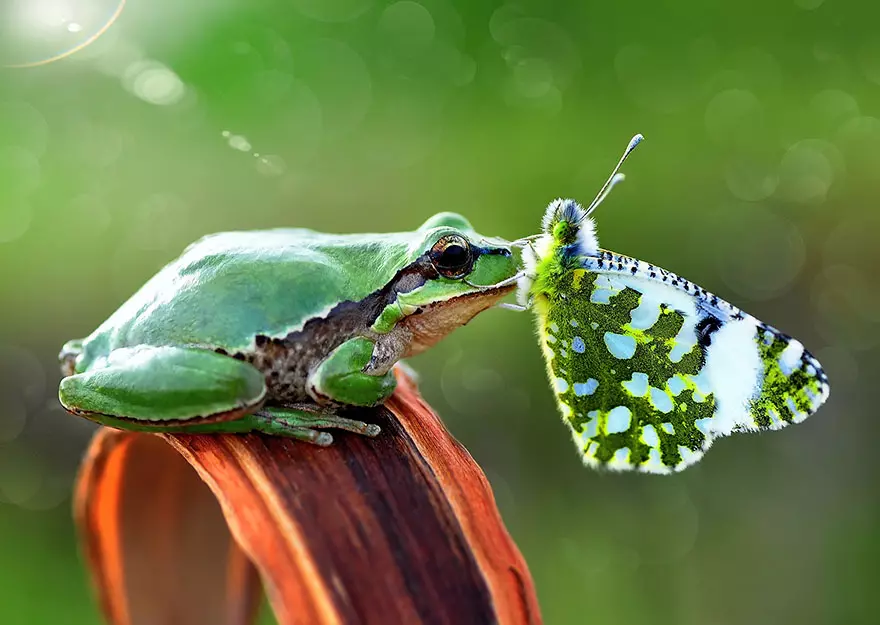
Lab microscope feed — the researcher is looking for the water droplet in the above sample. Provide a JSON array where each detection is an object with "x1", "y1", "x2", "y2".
[{"x1": 123, "y1": 61, "x2": 186, "y2": 106}]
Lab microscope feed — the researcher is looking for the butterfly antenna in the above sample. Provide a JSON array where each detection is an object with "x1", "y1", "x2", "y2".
[{"x1": 582, "y1": 133, "x2": 644, "y2": 219}]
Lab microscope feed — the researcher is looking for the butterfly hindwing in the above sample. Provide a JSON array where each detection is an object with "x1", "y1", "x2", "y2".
[{"x1": 533, "y1": 249, "x2": 829, "y2": 474}]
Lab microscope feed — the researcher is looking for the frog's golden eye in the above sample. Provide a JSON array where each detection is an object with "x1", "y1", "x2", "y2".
[{"x1": 429, "y1": 234, "x2": 473, "y2": 279}]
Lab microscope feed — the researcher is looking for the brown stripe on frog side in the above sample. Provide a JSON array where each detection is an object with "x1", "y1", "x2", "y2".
[
  {"x1": 246, "y1": 247, "x2": 514, "y2": 405},
  {"x1": 243, "y1": 254, "x2": 438, "y2": 404}
]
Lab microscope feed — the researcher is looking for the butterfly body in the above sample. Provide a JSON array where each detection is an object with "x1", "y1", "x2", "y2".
[{"x1": 522, "y1": 197, "x2": 829, "y2": 474}]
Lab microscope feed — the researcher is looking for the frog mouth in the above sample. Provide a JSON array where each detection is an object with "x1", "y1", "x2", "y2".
[
  {"x1": 460, "y1": 270, "x2": 525, "y2": 291},
  {"x1": 401, "y1": 282, "x2": 518, "y2": 357}
]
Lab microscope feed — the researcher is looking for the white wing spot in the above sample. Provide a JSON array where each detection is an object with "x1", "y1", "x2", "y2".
[
  {"x1": 695, "y1": 417, "x2": 712, "y2": 436},
  {"x1": 610, "y1": 447, "x2": 631, "y2": 466},
  {"x1": 571, "y1": 336, "x2": 586, "y2": 353},
  {"x1": 555, "y1": 378, "x2": 569, "y2": 393},
  {"x1": 667, "y1": 375, "x2": 686, "y2": 396},
  {"x1": 677, "y1": 445, "x2": 704, "y2": 469},
  {"x1": 661, "y1": 422, "x2": 675, "y2": 434},
  {"x1": 669, "y1": 332, "x2": 697, "y2": 363},
  {"x1": 702, "y1": 317, "x2": 762, "y2": 435},
  {"x1": 641, "y1": 448, "x2": 670, "y2": 474},
  {"x1": 629, "y1": 296, "x2": 662, "y2": 330},
  {"x1": 779, "y1": 340, "x2": 804, "y2": 376},
  {"x1": 649, "y1": 387, "x2": 674, "y2": 414},
  {"x1": 768, "y1": 407, "x2": 785, "y2": 430},
  {"x1": 590, "y1": 273, "x2": 625, "y2": 304},
  {"x1": 641, "y1": 424, "x2": 660, "y2": 447},
  {"x1": 603, "y1": 332, "x2": 637, "y2": 359},
  {"x1": 606, "y1": 406, "x2": 632, "y2": 433},
  {"x1": 622, "y1": 372, "x2": 649, "y2": 397},
  {"x1": 581, "y1": 412, "x2": 599, "y2": 440},
  {"x1": 573, "y1": 378, "x2": 599, "y2": 396}
]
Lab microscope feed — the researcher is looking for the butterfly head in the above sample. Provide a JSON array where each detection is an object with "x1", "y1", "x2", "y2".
[
  {"x1": 516, "y1": 134, "x2": 643, "y2": 305},
  {"x1": 540, "y1": 197, "x2": 599, "y2": 255}
]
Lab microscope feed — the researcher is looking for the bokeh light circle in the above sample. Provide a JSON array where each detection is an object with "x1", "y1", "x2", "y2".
[
  {"x1": 776, "y1": 139, "x2": 842, "y2": 204},
  {"x1": 0, "y1": 0, "x2": 126, "y2": 68},
  {"x1": 380, "y1": 2, "x2": 436, "y2": 52}
]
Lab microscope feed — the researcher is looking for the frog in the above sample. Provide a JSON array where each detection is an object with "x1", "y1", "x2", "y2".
[{"x1": 58, "y1": 212, "x2": 521, "y2": 445}]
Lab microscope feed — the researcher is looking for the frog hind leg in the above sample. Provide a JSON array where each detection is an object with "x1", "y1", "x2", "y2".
[
  {"x1": 59, "y1": 345, "x2": 268, "y2": 430},
  {"x1": 250, "y1": 404, "x2": 382, "y2": 446}
]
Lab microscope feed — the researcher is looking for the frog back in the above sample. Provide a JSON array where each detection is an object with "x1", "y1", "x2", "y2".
[{"x1": 77, "y1": 229, "x2": 417, "y2": 370}]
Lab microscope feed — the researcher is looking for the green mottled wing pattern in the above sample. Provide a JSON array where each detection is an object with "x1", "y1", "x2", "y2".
[{"x1": 532, "y1": 250, "x2": 829, "y2": 473}]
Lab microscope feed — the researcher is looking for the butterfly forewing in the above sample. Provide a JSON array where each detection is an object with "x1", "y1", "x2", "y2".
[{"x1": 535, "y1": 249, "x2": 829, "y2": 473}]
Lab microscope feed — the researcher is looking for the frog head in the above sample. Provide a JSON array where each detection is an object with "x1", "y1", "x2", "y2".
[{"x1": 375, "y1": 211, "x2": 521, "y2": 355}]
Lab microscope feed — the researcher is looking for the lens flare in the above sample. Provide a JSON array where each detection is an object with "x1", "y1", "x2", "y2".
[{"x1": 1, "y1": 0, "x2": 126, "y2": 69}]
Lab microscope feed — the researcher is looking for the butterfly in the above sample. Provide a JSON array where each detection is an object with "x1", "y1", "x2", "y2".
[{"x1": 516, "y1": 135, "x2": 830, "y2": 473}]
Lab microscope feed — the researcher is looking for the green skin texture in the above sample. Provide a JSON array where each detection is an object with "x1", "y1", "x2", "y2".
[{"x1": 59, "y1": 212, "x2": 518, "y2": 445}]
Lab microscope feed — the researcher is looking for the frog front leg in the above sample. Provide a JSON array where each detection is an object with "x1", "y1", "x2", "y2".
[
  {"x1": 308, "y1": 337, "x2": 398, "y2": 407},
  {"x1": 245, "y1": 337, "x2": 397, "y2": 444}
]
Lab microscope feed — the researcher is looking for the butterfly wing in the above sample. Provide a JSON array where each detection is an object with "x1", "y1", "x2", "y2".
[{"x1": 533, "y1": 249, "x2": 829, "y2": 473}]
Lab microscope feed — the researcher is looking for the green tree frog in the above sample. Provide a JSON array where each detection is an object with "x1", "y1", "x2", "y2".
[{"x1": 59, "y1": 213, "x2": 520, "y2": 445}]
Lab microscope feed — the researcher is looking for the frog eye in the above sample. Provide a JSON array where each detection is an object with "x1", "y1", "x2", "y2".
[{"x1": 429, "y1": 234, "x2": 474, "y2": 279}]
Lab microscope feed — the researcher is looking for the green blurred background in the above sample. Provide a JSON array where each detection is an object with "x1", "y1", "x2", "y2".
[{"x1": 1, "y1": 0, "x2": 878, "y2": 623}]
